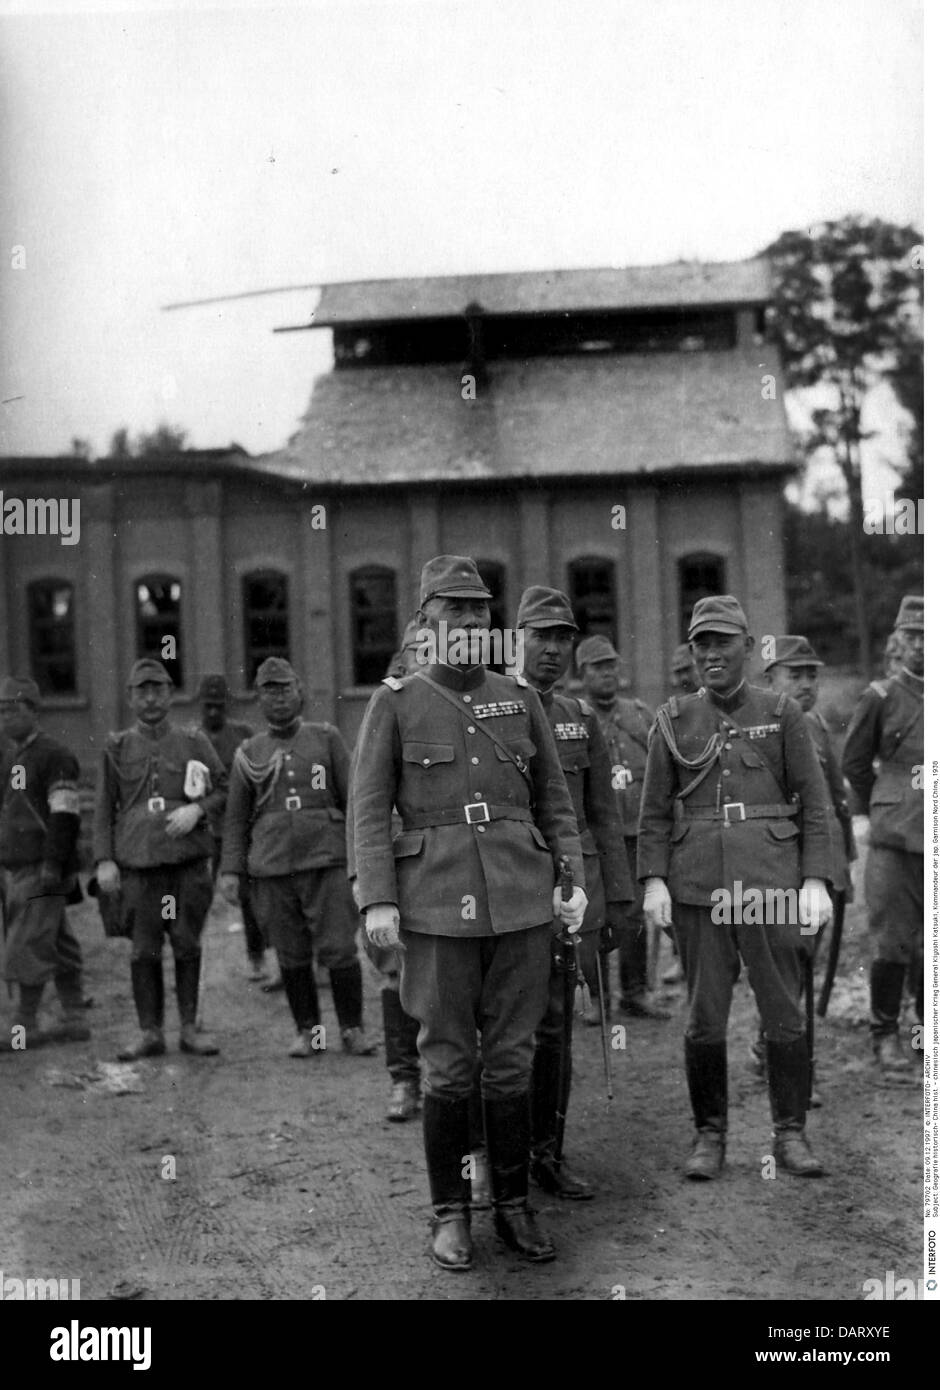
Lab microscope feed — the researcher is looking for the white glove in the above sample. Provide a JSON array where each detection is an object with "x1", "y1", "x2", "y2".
[
  {"x1": 552, "y1": 884, "x2": 587, "y2": 934},
  {"x1": 365, "y1": 903, "x2": 403, "y2": 951},
  {"x1": 643, "y1": 877, "x2": 672, "y2": 930},
  {"x1": 96, "y1": 859, "x2": 121, "y2": 894},
  {"x1": 798, "y1": 878, "x2": 832, "y2": 936}
]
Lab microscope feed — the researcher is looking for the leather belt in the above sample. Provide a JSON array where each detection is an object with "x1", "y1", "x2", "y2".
[
  {"x1": 401, "y1": 804, "x2": 534, "y2": 830},
  {"x1": 677, "y1": 802, "x2": 800, "y2": 823}
]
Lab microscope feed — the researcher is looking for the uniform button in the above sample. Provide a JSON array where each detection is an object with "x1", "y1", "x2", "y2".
[
  {"x1": 722, "y1": 769, "x2": 731, "y2": 777},
  {"x1": 471, "y1": 756, "x2": 480, "y2": 765},
  {"x1": 468, "y1": 726, "x2": 476, "y2": 734},
  {"x1": 423, "y1": 759, "x2": 430, "y2": 766},
  {"x1": 463, "y1": 695, "x2": 472, "y2": 703},
  {"x1": 474, "y1": 792, "x2": 482, "y2": 800},
  {"x1": 476, "y1": 825, "x2": 485, "y2": 833}
]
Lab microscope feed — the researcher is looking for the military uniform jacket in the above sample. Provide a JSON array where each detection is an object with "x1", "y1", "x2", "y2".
[
  {"x1": 202, "y1": 719, "x2": 254, "y2": 839},
  {"x1": 0, "y1": 730, "x2": 81, "y2": 872},
  {"x1": 590, "y1": 695, "x2": 654, "y2": 838},
  {"x1": 220, "y1": 721, "x2": 350, "y2": 878},
  {"x1": 806, "y1": 707, "x2": 855, "y2": 895},
  {"x1": 842, "y1": 670, "x2": 923, "y2": 854},
  {"x1": 93, "y1": 721, "x2": 226, "y2": 870},
  {"x1": 637, "y1": 683, "x2": 832, "y2": 906},
  {"x1": 542, "y1": 688, "x2": 634, "y2": 926},
  {"x1": 352, "y1": 664, "x2": 585, "y2": 937}
]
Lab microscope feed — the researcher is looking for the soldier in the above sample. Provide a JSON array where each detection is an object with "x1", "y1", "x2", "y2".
[
  {"x1": 670, "y1": 643, "x2": 700, "y2": 697},
  {"x1": 577, "y1": 634, "x2": 671, "y2": 1021},
  {"x1": 510, "y1": 590, "x2": 634, "y2": 1200},
  {"x1": 196, "y1": 674, "x2": 268, "y2": 982},
  {"x1": 842, "y1": 596, "x2": 924, "y2": 1074},
  {"x1": 755, "y1": 636, "x2": 856, "y2": 1089},
  {"x1": 638, "y1": 595, "x2": 833, "y2": 1180},
  {"x1": 352, "y1": 556, "x2": 586, "y2": 1270},
  {"x1": 0, "y1": 676, "x2": 88, "y2": 1051},
  {"x1": 94, "y1": 658, "x2": 227, "y2": 1059},
  {"x1": 219, "y1": 658, "x2": 374, "y2": 1058}
]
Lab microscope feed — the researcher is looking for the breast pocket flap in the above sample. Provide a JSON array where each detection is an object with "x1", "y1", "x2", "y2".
[{"x1": 402, "y1": 742, "x2": 455, "y2": 768}]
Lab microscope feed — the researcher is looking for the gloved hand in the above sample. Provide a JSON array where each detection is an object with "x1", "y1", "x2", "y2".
[
  {"x1": 219, "y1": 873, "x2": 241, "y2": 907},
  {"x1": 365, "y1": 903, "x2": 403, "y2": 951},
  {"x1": 798, "y1": 878, "x2": 832, "y2": 936},
  {"x1": 165, "y1": 803, "x2": 204, "y2": 838},
  {"x1": 643, "y1": 877, "x2": 672, "y2": 930},
  {"x1": 96, "y1": 859, "x2": 121, "y2": 894},
  {"x1": 552, "y1": 884, "x2": 587, "y2": 934}
]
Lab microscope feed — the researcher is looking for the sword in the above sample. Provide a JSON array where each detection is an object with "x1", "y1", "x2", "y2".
[
  {"x1": 554, "y1": 856, "x2": 578, "y2": 1164},
  {"x1": 803, "y1": 953, "x2": 815, "y2": 1100},
  {"x1": 817, "y1": 892, "x2": 844, "y2": 1018},
  {"x1": 595, "y1": 952, "x2": 614, "y2": 1109}
]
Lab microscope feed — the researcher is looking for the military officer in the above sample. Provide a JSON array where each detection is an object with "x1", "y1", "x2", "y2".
[
  {"x1": 755, "y1": 636, "x2": 856, "y2": 1089},
  {"x1": 670, "y1": 643, "x2": 700, "y2": 697},
  {"x1": 196, "y1": 674, "x2": 268, "y2": 982},
  {"x1": 638, "y1": 596, "x2": 833, "y2": 1180},
  {"x1": 843, "y1": 596, "x2": 924, "y2": 1073},
  {"x1": 94, "y1": 659, "x2": 227, "y2": 1059},
  {"x1": 577, "y1": 634, "x2": 671, "y2": 1021},
  {"x1": 352, "y1": 556, "x2": 586, "y2": 1271},
  {"x1": 219, "y1": 658, "x2": 374, "y2": 1058},
  {"x1": 0, "y1": 676, "x2": 88, "y2": 1051},
  {"x1": 509, "y1": 590, "x2": 634, "y2": 1200}
]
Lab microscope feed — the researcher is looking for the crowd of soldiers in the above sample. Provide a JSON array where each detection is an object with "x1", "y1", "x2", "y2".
[{"x1": 0, "y1": 553, "x2": 924, "y2": 1274}]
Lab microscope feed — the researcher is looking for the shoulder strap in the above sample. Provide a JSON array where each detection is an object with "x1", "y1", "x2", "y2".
[
  {"x1": 774, "y1": 692, "x2": 788, "y2": 717},
  {"x1": 576, "y1": 697, "x2": 592, "y2": 717},
  {"x1": 382, "y1": 676, "x2": 403, "y2": 691},
  {"x1": 870, "y1": 680, "x2": 888, "y2": 698},
  {"x1": 415, "y1": 672, "x2": 532, "y2": 782}
]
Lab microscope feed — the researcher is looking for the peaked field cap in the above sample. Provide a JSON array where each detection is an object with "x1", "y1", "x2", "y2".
[
  {"x1": 894, "y1": 595, "x2": 924, "y2": 631},
  {"x1": 763, "y1": 635, "x2": 823, "y2": 674},
  {"x1": 254, "y1": 657, "x2": 299, "y2": 685},
  {"x1": 197, "y1": 674, "x2": 230, "y2": 701},
  {"x1": 0, "y1": 675, "x2": 42, "y2": 706},
  {"x1": 516, "y1": 586, "x2": 578, "y2": 631},
  {"x1": 419, "y1": 555, "x2": 492, "y2": 607},
  {"x1": 127, "y1": 658, "x2": 172, "y2": 687},
  {"x1": 575, "y1": 634, "x2": 618, "y2": 668},
  {"x1": 688, "y1": 594, "x2": 749, "y2": 639},
  {"x1": 671, "y1": 643, "x2": 695, "y2": 670}
]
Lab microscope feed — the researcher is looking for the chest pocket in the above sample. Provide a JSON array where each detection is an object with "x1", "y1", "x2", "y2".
[
  {"x1": 558, "y1": 747, "x2": 590, "y2": 774},
  {"x1": 493, "y1": 737, "x2": 537, "y2": 769},
  {"x1": 739, "y1": 750, "x2": 766, "y2": 770},
  {"x1": 403, "y1": 742, "x2": 455, "y2": 769}
]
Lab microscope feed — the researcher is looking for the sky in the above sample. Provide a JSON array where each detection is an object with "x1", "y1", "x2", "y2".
[{"x1": 0, "y1": 0, "x2": 924, "y2": 495}]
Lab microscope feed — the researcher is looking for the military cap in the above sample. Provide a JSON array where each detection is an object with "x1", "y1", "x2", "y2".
[
  {"x1": 254, "y1": 656, "x2": 299, "y2": 686},
  {"x1": 419, "y1": 555, "x2": 492, "y2": 607},
  {"x1": 762, "y1": 635, "x2": 823, "y2": 674},
  {"x1": 688, "y1": 594, "x2": 749, "y2": 640},
  {"x1": 893, "y1": 595, "x2": 924, "y2": 631},
  {"x1": 197, "y1": 674, "x2": 230, "y2": 702},
  {"x1": 670, "y1": 643, "x2": 695, "y2": 672},
  {"x1": 575, "y1": 634, "x2": 619, "y2": 669},
  {"x1": 516, "y1": 586, "x2": 578, "y2": 631},
  {"x1": 0, "y1": 675, "x2": 42, "y2": 707},
  {"x1": 127, "y1": 658, "x2": 172, "y2": 687}
]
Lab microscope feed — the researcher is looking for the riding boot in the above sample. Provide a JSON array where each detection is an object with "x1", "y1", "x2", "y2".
[
  {"x1": 423, "y1": 1092, "x2": 472, "y2": 1271},
  {"x1": 175, "y1": 957, "x2": 219, "y2": 1055},
  {"x1": 117, "y1": 960, "x2": 166, "y2": 1060},
  {"x1": 51, "y1": 970, "x2": 92, "y2": 1042},
  {"x1": 529, "y1": 1039, "x2": 593, "y2": 1199},
  {"x1": 684, "y1": 1038, "x2": 727, "y2": 1179},
  {"x1": 870, "y1": 960, "x2": 909, "y2": 1071},
  {"x1": 330, "y1": 961, "x2": 377, "y2": 1055},
  {"x1": 280, "y1": 965, "x2": 321, "y2": 1056},
  {"x1": 766, "y1": 1036, "x2": 824, "y2": 1177},
  {"x1": 382, "y1": 988, "x2": 420, "y2": 1117},
  {"x1": 486, "y1": 1091, "x2": 555, "y2": 1262}
]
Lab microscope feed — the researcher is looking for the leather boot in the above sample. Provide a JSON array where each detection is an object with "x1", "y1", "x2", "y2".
[
  {"x1": 423, "y1": 1093, "x2": 472, "y2": 1271},
  {"x1": 282, "y1": 966, "x2": 321, "y2": 1056},
  {"x1": 175, "y1": 957, "x2": 219, "y2": 1055},
  {"x1": 331, "y1": 962, "x2": 377, "y2": 1055},
  {"x1": 0, "y1": 983, "x2": 46, "y2": 1051},
  {"x1": 684, "y1": 1038, "x2": 727, "y2": 1179},
  {"x1": 387, "y1": 1079, "x2": 421, "y2": 1121},
  {"x1": 487, "y1": 1092, "x2": 555, "y2": 1262},
  {"x1": 382, "y1": 987, "x2": 420, "y2": 1079},
  {"x1": 767, "y1": 1037, "x2": 824, "y2": 1177},
  {"x1": 870, "y1": 961, "x2": 908, "y2": 1071},
  {"x1": 529, "y1": 1041, "x2": 593, "y2": 1200},
  {"x1": 50, "y1": 971, "x2": 91, "y2": 1043},
  {"x1": 118, "y1": 960, "x2": 166, "y2": 1060}
]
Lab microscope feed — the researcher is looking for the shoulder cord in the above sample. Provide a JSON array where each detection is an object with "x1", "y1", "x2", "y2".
[
  {"x1": 653, "y1": 706, "x2": 724, "y2": 802},
  {"x1": 232, "y1": 744, "x2": 286, "y2": 812}
]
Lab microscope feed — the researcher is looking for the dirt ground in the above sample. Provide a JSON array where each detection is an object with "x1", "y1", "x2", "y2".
[{"x1": 0, "y1": 828, "x2": 923, "y2": 1303}]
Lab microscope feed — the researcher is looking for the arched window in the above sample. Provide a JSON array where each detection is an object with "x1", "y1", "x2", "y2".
[
  {"x1": 350, "y1": 566, "x2": 398, "y2": 685},
  {"x1": 474, "y1": 559, "x2": 507, "y2": 670},
  {"x1": 568, "y1": 557, "x2": 617, "y2": 647},
  {"x1": 28, "y1": 578, "x2": 76, "y2": 695},
  {"x1": 678, "y1": 553, "x2": 727, "y2": 639},
  {"x1": 135, "y1": 574, "x2": 183, "y2": 687},
  {"x1": 242, "y1": 570, "x2": 290, "y2": 686}
]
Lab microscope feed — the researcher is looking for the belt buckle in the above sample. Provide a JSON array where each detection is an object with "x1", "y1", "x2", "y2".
[
  {"x1": 464, "y1": 802, "x2": 490, "y2": 824},
  {"x1": 722, "y1": 802, "x2": 745, "y2": 823},
  {"x1": 285, "y1": 794, "x2": 302, "y2": 811},
  {"x1": 147, "y1": 796, "x2": 166, "y2": 813}
]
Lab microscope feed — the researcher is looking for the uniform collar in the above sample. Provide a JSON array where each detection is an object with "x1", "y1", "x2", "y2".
[
  {"x1": 897, "y1": 668, "x2": 924, "y2": 697},
  {"x1": 135, "y1": 717, "x2": 170, "y2": 740},
  {"x1": 426, "y1": 663, "x2": 487, "y2": 692},
  {"x1": 705, "y1": 680, "x2": 748, "y2": 715},
  {"x1": 12, "y1": 728, "x2": 41, "y2": 754},
  {"x1": 267, "y1": 718, "x2": 303, "y2": 741}
]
